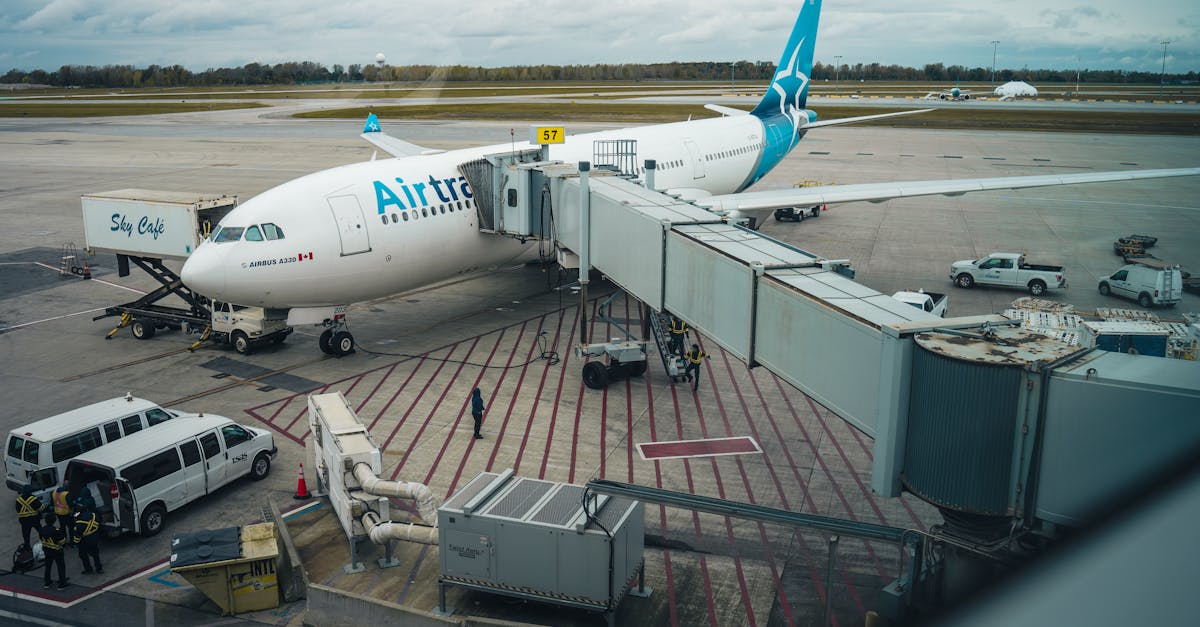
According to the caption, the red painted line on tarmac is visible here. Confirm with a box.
[642,359,680,627]
[424,328,509,491]
[566,299,599,484]
[380,344,461,460]
[482,315,546,471]
[844,423,928,532]
[443,324,525,496]
[392,339,479,477]
[668,380,719,627]
[367,356,428,432]
[283,383,331,433]
[511,310,572,476]
[355,361,401,414]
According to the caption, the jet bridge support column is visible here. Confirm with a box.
[578,162,591,346]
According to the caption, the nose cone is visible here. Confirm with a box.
[181,245,226,299]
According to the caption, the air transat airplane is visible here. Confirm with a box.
[181,0,1199,355]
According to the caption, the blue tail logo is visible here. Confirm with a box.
[363,113,381,133]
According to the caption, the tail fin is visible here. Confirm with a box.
[751,0,822,118]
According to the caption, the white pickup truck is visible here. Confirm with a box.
[892,290,949,317]
[950,253,1067,296]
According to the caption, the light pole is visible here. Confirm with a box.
[730,62,736,94]
[990,40,1000,86]
[1159,40,1171,97]
[834,55,842,95]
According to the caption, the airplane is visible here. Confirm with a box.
[181,0,1199,356]
[924,80,973,101]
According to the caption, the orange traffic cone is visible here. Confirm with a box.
[293,462,311,499]
[82,262,92,280]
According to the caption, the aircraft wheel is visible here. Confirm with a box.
[332,331,355,356]
[583,361,609,389]
[319,329,334,354]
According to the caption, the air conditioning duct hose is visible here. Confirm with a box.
[352,462,439,526]
[359,509,439,546]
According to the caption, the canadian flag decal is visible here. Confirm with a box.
[298,252,314,261]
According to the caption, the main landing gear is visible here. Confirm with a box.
[318,315,355,357]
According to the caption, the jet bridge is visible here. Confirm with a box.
[463,151,1200,617]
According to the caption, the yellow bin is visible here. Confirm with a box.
[170,523,281,615]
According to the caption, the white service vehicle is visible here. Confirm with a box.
[892,290,949,317]
[5,395,179,494]
[950,253,1067,296]
[62,415,276,537]
[1098,263,1183,308]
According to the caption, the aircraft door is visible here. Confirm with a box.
[683,139,706,179]
[328,195,372,256]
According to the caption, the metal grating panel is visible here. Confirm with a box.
[484,478,555,519]
[530,485,585,527]
[591,497,635,531]
[443,472,500,511]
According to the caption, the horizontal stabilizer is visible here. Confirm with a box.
[704,104,750,117]
[802,108,933,129]
[697,168,1200,213]
[360,113,442,158]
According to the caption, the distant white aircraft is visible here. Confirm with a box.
[181,0,1200,355]
[924,81,973,101]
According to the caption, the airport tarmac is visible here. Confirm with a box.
[0,108,1197,626]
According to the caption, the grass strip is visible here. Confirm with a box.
[0,102,266,117]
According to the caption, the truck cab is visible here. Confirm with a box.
[209,302,292,354]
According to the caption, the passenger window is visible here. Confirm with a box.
[391,213,398,223]
[245,225,264,241]
[103,422,122,443]
[51,427,103,463]
[261,223,285,240]
[145,408,173,426]
[222,425,252,448]
[421,208,428,217]
[180,441,202,467]
[440,205,446,214]
[381,215,389,225]
[402,212,409,222]
[456,201,464,211]
[121,415,144,436]
[200,433,222,459]
[213,227,244,243]
[6,436,22,460]
[999,259,1014,269]
[1113,270,1128,281]
[123,450,182,490]
[23,440,39,464]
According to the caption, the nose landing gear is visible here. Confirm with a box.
[318,314,355,356]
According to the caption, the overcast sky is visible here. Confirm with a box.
[1,0,1196,75]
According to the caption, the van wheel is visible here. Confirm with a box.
[1138,293,1153,307]
[1099,282,1111,296]
[956,274,974,289]
[251,453,271,480]
[232,331,251,355]
[131,319,156,340]
[140,503,166,537]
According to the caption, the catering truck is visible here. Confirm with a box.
[950,253,1067,296]
[83,189,292,353]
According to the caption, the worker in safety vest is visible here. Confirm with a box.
[39,513,69,590]
[668,316,689,356]
[50,481,74,546]
[15,484,44,549]
[73,505,103,575]
[683,344,710,392]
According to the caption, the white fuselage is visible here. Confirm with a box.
[181,114,779,308]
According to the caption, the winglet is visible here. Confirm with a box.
[363,113,381,134]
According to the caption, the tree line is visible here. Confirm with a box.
[3,60,1194,88]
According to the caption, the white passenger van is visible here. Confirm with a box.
[63,415,276,536]
[1098,263,1183,307]
[5,395,180,494]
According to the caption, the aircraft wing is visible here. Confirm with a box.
[360,113,443,157]
[705,104,751,117]
[695,168,1200,213]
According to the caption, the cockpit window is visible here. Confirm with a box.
[262,223,285,240]
[212,227,244,243]
[244,225,264,242]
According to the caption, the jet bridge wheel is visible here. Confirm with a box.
[583,361,609,389]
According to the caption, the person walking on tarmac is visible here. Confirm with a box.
[73,504,103,575]
[668,316,689,356]
[684,344,710,392]
[471,388,486,439]
[16,484,44,549]
[39,513,69,590]
[50,481,74,546]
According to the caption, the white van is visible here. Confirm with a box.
[1098,264,1183,307]
[5,395,180,494]
[62,415,276,536]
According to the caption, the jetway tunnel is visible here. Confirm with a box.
[460,149,1200,616]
